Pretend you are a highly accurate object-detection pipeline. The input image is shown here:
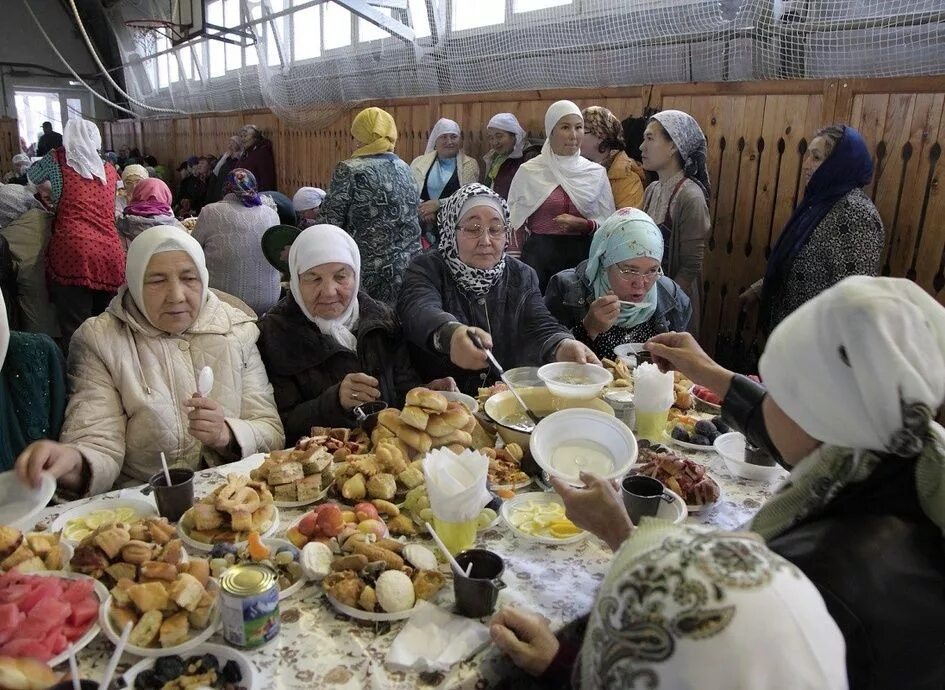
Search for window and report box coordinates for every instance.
[207,0,226,76]
[512,0,571,12]
[323,2,352,49]
[14,91,62,149]
[265,0,288,66]
[452,0,505,30]
[408,0,431,39]
[224,0,242,70]
[292,5,320,60]
[66,98,82,119]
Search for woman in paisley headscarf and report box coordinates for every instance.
[580,105,646,209]
[191,168,281,315]
[319,107,422,305]
[641,110,711,337]
[398,183,598,396]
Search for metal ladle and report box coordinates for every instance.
[467,330,542,428]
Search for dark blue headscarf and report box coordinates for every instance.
[760,126,873,333]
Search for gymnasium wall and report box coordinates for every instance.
[103,76,945,355]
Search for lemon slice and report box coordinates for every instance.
[115,507,139,522]
[64,526,92,541]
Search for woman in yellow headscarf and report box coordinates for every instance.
[319,107,421,304]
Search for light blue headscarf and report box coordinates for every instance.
[586,208,664,329]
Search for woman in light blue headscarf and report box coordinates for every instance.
[545,208,692,361]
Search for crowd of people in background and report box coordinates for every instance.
[1,100,938,690]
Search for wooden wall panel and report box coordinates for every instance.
[0,118,19,178]
[100,76,945,356]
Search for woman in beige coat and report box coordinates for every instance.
[16,226,284,496]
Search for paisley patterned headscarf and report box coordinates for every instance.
[224,168,262,207]
[651,110,710,201]
[437,183,510,297]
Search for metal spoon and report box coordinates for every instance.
[196,366,214,397]
[467,330,542,427]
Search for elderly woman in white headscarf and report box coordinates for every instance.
[410,118,480,247]
[507,100,616,292]
[15,226,284,497]
[3,153,31,185]
[27,117,126,349]
[257,224,451,443]
[292,186,326,229]
[547,276,945,690]
[641,109,711,336]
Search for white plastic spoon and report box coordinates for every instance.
[196,365,214,397]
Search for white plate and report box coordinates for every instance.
[500,492,587,545]
[326,592,429,622]
[177,506,280,554]
[488,477,533,492]
[714,432,784,482]
[210,538,306,601]
[0,471,56,531]
[662,431,716,453]
[440,391,480,414]
[123,643,259,690]
[285,509,389,546]
[51,498,158,545]
[100,579,221,658]
[234,453,331,509]
[0,538,73,574]
[22,571,109,668]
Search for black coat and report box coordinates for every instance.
[257,293,421,445]
[397,251,571,395]
[724,375,945,690]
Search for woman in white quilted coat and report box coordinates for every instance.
[15,226,285,496]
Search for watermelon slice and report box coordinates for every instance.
[0,638,53,662]
[67,598,98,630]
[61,580,95,605]
[17,579,63,613]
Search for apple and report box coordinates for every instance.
[354,502,379,522]
[341,510,357,524]
[298,512,318,538]
[316,504,346,538]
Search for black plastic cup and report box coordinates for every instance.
[50,682,99,690]
[454,549,507,618]
[148,468,195,523]
[621,475,674,523]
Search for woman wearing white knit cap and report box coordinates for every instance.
[16,226,284,496]
[292,186,326,229]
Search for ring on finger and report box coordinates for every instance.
[352,392,360,401]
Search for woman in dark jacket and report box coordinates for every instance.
[258,224,451,444]
[237,125,277,192]
[544,208,692,361]
[501,276,945,690]
[397,183,599,396]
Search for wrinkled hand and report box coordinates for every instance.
[554,339,601,366]
[338,373,381,410]
[645,332,734,398]
[583,294,620,340]
[554,213,587,233]
[15,441,85,492]
[552,472,633,551]
[183,394,232,451]
[419,199,440,223]
[490,606,560,677]
[426,377,458,392]
[450,326,491,371]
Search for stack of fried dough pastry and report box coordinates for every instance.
[375,388,476,456]
[181,475,276,544]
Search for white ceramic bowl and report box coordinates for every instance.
[500,492,587,545]
[531,409,637,486]
[440,391,480,414]
[52,498,158,545]
[177,506,280,553]
[714,432,783,482]
[123,643,259,690]
[538,362,612,400]
[613,343,646,357]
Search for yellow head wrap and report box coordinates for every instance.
[351,107,398,157]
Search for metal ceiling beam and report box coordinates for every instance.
[332,0,414,42]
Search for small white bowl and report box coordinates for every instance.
[531,408,637,485]
[440,391,480,414]
[613,343,646,357]
[714,432,782,482]
[123,643,259,690]
[52,497,158,545]
[500,492,587,545]
[538,362,612,400]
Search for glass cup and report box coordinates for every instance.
[431,516,478,555]
[635,407,670,442]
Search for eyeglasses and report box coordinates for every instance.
[459,223,508,240]
[614,265,663,282]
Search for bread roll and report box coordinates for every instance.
[399,405,429,431]
[424,413,454,437]
[379,409,433,453]
[441,402,471,429]
[405,387,448,413]
[430,429,473,448]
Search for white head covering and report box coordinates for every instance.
[292,187,327,212]
[288,225,361,351]
[425,118,462,155]
[486,113,526,159]
[63,118,106,184]
[121,164,149,184]
[126,226,210,331]
[507,100,615,230]
[458,194,505,221]
[0,291,8,371]
[761,275,945,455]
[12,153,30,167]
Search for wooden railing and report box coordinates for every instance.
[99,76,945,355]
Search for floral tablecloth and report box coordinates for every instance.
[34,449,787,689]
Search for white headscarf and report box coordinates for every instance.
[292,187,326,212]
[760,276,945,455]
[486,113,526,159]
[126,226,210,331]
[63,118,106,184]
[288,225,361,351]
[0,291,8,371]
[425,118,462,155]
[507,100,615,230]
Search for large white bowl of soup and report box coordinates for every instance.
[538,363,613,400]
[530,408,638,486]
[483,386,614,450]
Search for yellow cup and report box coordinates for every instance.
[635,408,670,442]
[431,516,478,555]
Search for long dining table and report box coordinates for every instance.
[33,446,788,689]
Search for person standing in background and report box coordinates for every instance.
[36,122,63,157]
[207,136,242,204]
[238,125,277,192]
[3,155,31,185]
[581,106,646,209]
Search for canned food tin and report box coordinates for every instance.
[220,564,280,648]
[604,389,636,432]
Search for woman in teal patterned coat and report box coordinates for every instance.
[318,107,422,305]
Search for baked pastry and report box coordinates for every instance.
[251,503,275,531]
[430,429,473,448]
[159,611,191,648]
[441,402,471,429]
[169,573,205,611]
[1,543,35,572]
[273,483,297,502]
[191,504,224,532]
[267,461,304,486]
[0,527,23,561]
[129,609,163,647]
[160,539,183,566]
[105,562,138,582]
[0,655,61,690]
[399,405,429,431]
[180,558,210,588]
[425,413,454,437]
[413,569,446,600]
[396,466,424,489]
[93,526,131,560]
[111,578,134,607]
[140,560,178,582]
[296,474,324,502]
[229,508,253,532]
[24,532,57,558]
[109,605,139,632]
[366,473,397,501]
[300,448,333,476]
[187,589,217,629]
[128,581,171,613]
[145,518,176,545]
[121,540,156,565]
[405,387,448,413]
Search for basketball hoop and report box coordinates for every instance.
[124,18,187,50]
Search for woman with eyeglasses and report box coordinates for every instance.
[398,183,598,396]
[545,208,692,361]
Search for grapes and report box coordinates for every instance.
[694,420,717,437]
[690,434,711,446]
[671,426,691,442]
